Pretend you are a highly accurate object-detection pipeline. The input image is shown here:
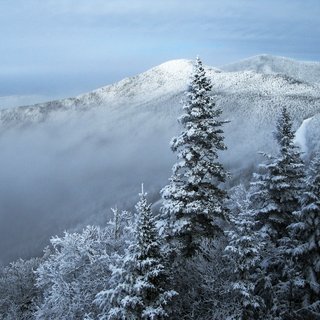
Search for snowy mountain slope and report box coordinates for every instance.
[221,54,320,84]
[0,60,193,126]
[1,57,320,264]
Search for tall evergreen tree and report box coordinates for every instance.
[161,57,229,257]
[252,106,304,242]
[289,153,320,318]
[250,107,305,318]
[98,186,176,320]
[225,186,266,319]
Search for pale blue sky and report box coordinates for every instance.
[1,0,319,105]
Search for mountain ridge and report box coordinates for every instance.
[221,54,320,84]
[1,55,319,128]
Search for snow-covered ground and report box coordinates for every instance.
[0,55,320,264]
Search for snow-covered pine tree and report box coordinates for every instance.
[97,186,176,320]
[289,153,320,318]
[225,185,265,319]
[250,106,305,317]
[161,57,229,257]
[252,106,304,242]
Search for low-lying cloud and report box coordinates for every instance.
[0,104,177,264]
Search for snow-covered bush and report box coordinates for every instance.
[34,225,116,319]
[0,257,42,320]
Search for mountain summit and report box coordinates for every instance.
[221,54,320,84]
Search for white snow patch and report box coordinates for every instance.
[155,59,192,75]
[294,117,314,154]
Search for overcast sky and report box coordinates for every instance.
[1,0,320,106]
